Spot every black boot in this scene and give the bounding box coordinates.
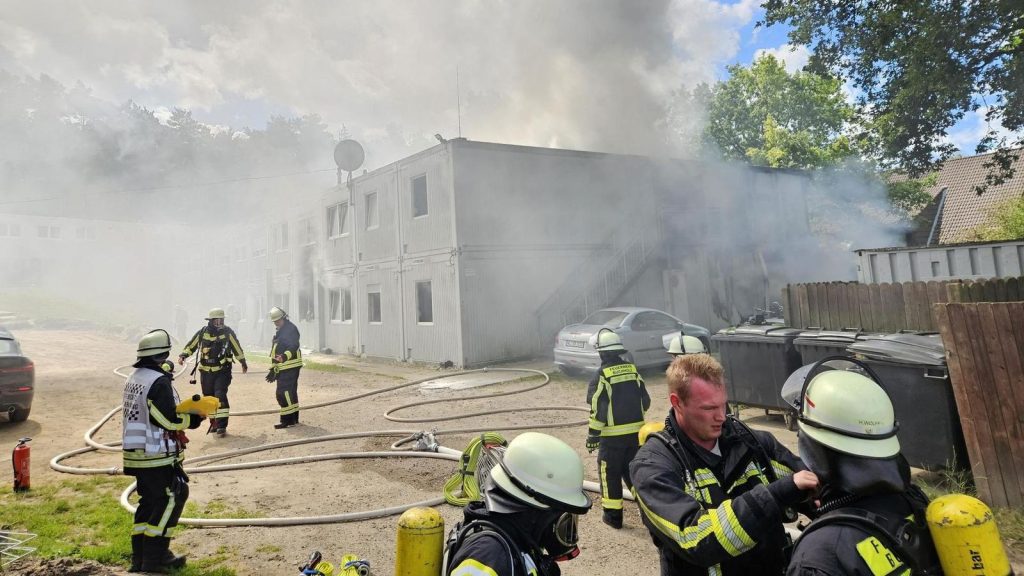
[140,536,186,573]
[129,534,144,572]
[602,509,623,529]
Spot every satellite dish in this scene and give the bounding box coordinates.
[333,139,365,172]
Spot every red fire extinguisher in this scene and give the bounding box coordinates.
[13,437,31,492]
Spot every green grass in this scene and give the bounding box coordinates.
[244,352,354,373]
[0,476,237,575]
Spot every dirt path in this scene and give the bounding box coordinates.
[3,329,687,575]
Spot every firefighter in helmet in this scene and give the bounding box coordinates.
[667,334,707,356]
[443,432,592,576]
[177,307,247,436]
[122,329,204,572]
[586,328,650,528]
[267,306,302,429]
[785,362,942,575]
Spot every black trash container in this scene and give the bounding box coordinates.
[712,326,803,414]
[794,329,878,365]
[848,333,968,471]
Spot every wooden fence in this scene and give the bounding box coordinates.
[934,302,1024,508]
[782,277,1024,332]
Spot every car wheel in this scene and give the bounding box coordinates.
[557,365,581,378]
[9,407,30,423]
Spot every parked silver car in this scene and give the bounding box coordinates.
[553,307,710,376]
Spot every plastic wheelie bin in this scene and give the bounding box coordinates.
[712,325,803,418]
[793,328,866,365]
[847,333,968,471]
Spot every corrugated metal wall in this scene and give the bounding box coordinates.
[402,253,461,364]
[321,267,357,355]
[856,240,1024,283]
[354,170,399,263]
[357,261,404,360]
[398,148,454,255]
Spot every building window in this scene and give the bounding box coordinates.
[411,175,428,218]
[327,202,350,238]
[273,292,289,312]
[298,290,315,321]
[365,191,379,230]
[416,281,433,324]
[329,288,352,322]
[299,217,315,245]
[273,222,289,251]
[37,225,60,239]
[75,227,95,240]
[367,285,382,324]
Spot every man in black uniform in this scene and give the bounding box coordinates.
[586,328,650,529]
[444,432,591,576]
[123,329,204,572]
[178,307,247,437]
[630,353,818,576]
[785,363,942,576]
[267,306,302,429]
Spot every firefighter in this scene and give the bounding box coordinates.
[443,432,592,576]
[586,328,650,529]
[177,307,247,437]
[267,306,302,429]
[629,353,818,576]
[667,334,707,356]
[785,365,943,575]
[123,329,204,573]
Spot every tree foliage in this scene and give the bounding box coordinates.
[967,196,1024,241]
[886,173,938,220]
[761,0,1023,185]
[700,54,855,170]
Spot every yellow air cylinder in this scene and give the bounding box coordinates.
[926,493,1012,576]
[394,506,444,576]
[639,421,665,445]
[175,394,220,418]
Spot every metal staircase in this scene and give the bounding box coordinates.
[536,225,662,347]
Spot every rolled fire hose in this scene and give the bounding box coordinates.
[51,363,622,527]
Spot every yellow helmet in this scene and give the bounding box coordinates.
[638,421,665,444]
[269,307,287,322]
[206,307,225,320]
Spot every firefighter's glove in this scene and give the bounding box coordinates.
[265,369,277,383]
[586,435,600,453]
[240,359,248,374]
[178,354,187,366]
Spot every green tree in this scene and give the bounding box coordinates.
[701,54,855,170]
[967,196,1024,241]
[886,173,937,220]
[761,1,1023,186]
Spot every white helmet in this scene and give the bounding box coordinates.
[799,369,900,459]
[668,334,706,355]
[269,307,287,322]
[489,432,591,514]
[206,307,225,320]
[592,328,624,352]
[137,329,172,358]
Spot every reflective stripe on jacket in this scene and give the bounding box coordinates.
[629,412,804,576]
[271,319,303,372]
[180,326,245,370]
[587,360,650,437]
[122,367,190,469]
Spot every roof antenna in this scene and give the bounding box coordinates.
[456,65,462,138]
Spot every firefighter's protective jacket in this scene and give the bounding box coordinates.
[587,358,650,438]
[445,501,543,576]
[122,361,199,472]
[786,490,940,576]
[271,318,302,373]
[629,410,806,576]
[180,325,245,372]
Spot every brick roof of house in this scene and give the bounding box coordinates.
[905,151,1024,246]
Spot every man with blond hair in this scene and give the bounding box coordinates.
[630,353,818,576]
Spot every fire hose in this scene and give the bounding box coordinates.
[50,364,627,527]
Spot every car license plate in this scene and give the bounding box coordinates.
[564,339,585,349]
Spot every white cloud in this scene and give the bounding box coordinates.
[945,106,1018,156]
[0,0,762,167]
[754,43,810,73]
